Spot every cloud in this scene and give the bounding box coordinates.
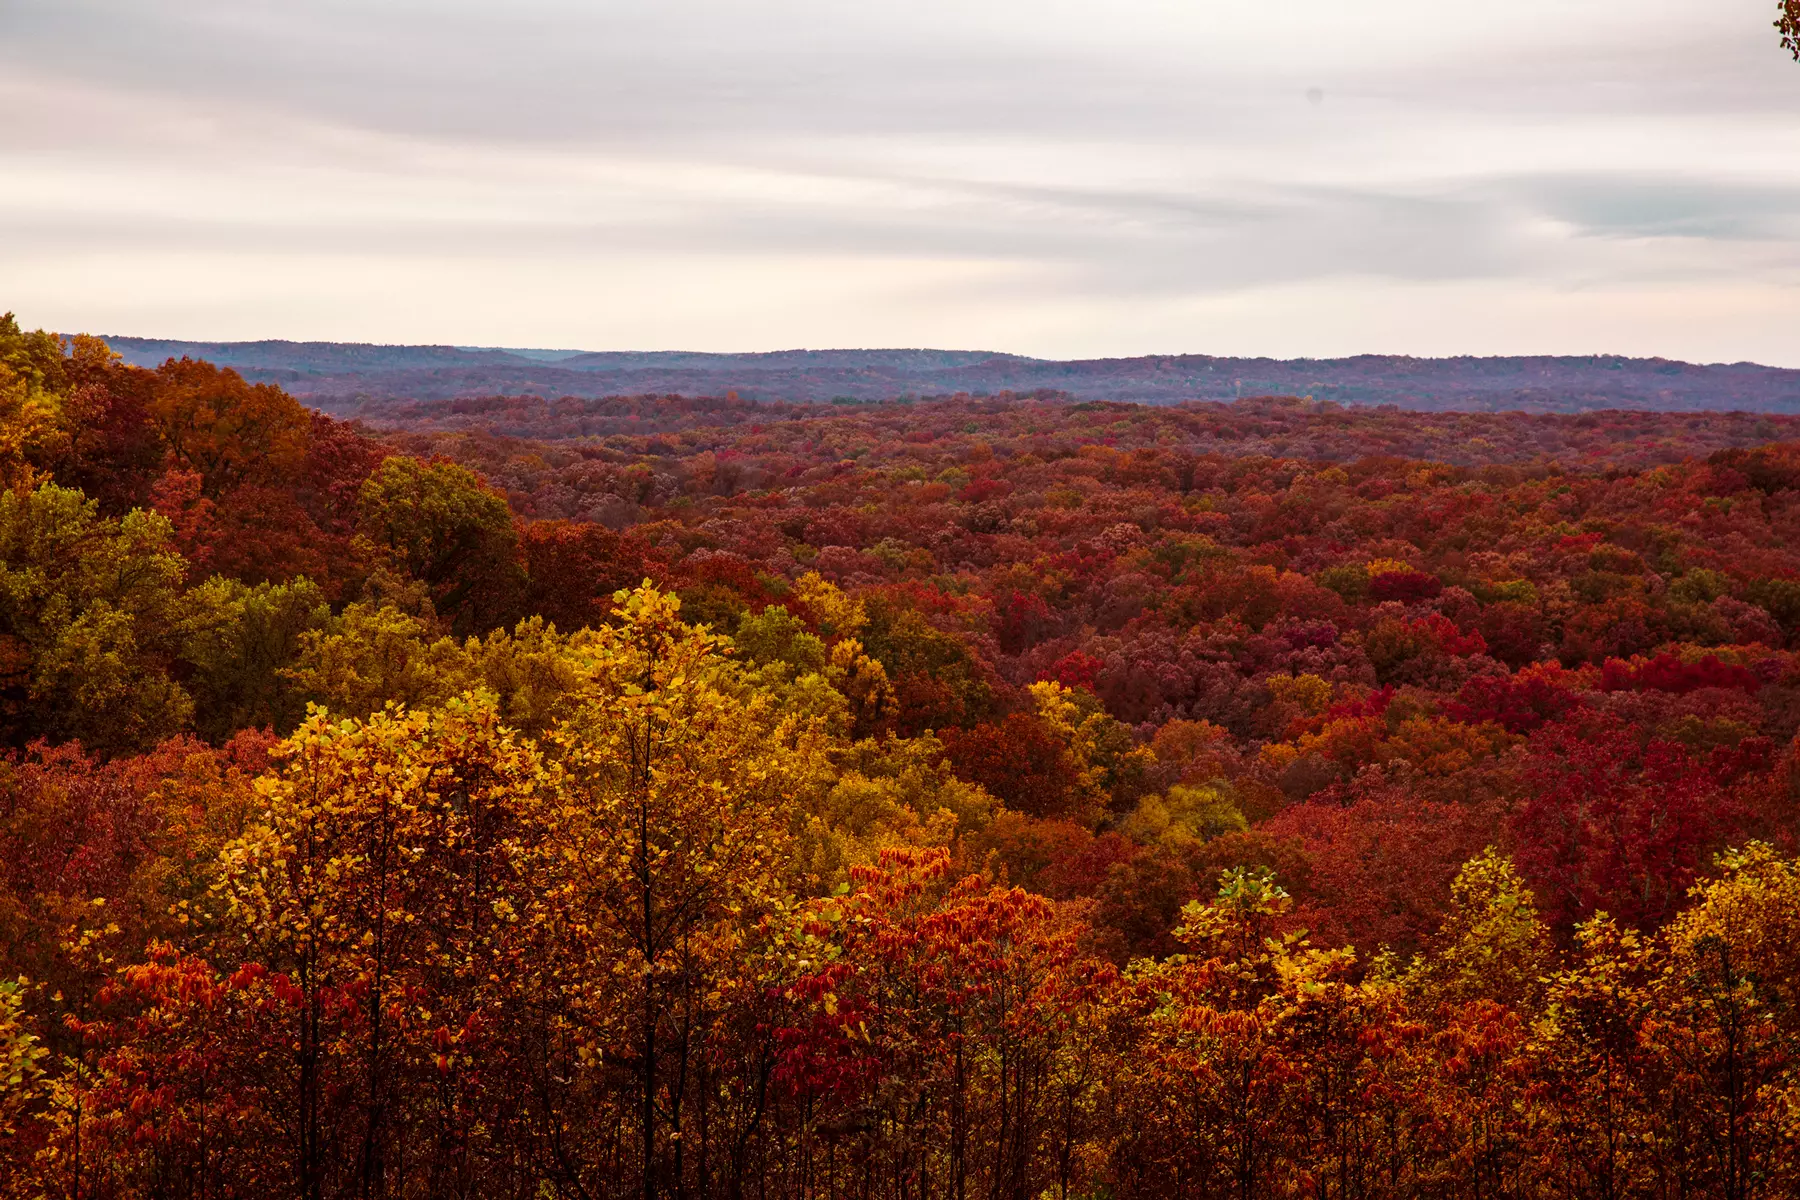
[3,0,1799,362]
[1507,174,1800,241]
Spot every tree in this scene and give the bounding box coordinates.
[1407,848,1551,1014]
[1511,720,1744,931]
[533,584,829,1199]
[47,335,163,512]
[1115,865,1427,1198]
[860,600,994,735]
[201,697,553,1196]
[941,713,1082,818]
[357,457,523,636]
[1648,843,1800,1199]
[0,978,48,1195]
[778,847,1111,1200]
[1531,916,1664,1200]
[0,313,69,492]
[1781,0,1799,61]
[182,576,331,740]
[148,359,311,497]
[521,519,666,632]
[285,601,475,718]
[0,485,195,753]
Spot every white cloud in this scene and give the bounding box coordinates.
[3,0,1798,363]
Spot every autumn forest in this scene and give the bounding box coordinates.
[3,313,1800,1198]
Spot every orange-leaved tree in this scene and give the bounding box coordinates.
[772,846,1114,1200]
[148,358,310,498]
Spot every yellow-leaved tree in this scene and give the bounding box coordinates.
[531,583,833,1199]
[1650,843,1800,1199]
[0,314,69,493]
[213,697,555,1195]
[0,978,47,1195]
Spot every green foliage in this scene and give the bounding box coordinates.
[0,485,193,752]
[1668,567,1731,606]
[1315,562,1369,603]
[357,456,523,635]
[1482,577,1539,606]
[0,314,68,491]
[182,576,330,739]
[797,732,995,884]
[285,600,471,716]
[1745,575,1800,629]
[287,603,594,735]
[861,600,993,732]
[0,314,67,399]
[674,580,750,632]
[0,977,46,1113]
[734,603,828,675]
[1172,863,1294,955]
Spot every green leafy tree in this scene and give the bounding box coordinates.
[285,601,475,717]
[1407,848,1552,1013]
[182,576,331,740]
[356,457,523,635]
[0,485,194,753]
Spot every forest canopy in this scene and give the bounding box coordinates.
[4,312,1800,1198]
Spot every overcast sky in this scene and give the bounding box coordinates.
[4,0,1799,363]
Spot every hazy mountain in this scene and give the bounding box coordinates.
[98,337,1800,413]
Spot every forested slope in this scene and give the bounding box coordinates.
[5,313,1800,1198]
[101,334,1800,411]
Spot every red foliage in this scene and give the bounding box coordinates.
[1369,568,1443,603]
[522,519,669,632]
[1446,668,1584,733]
[1043,650,1103,689]
[941,712,1083,818]
[976,812,1136,900]
[1599,652,1762,695]
[1511,719,1748,929]
[1262,789,1503,954]
[0,741,165,908]
[1475,602,1545,667]
[995,590,1055,654]
[208,484,342,586]
[148,469,217,577]
[295,412,388,535]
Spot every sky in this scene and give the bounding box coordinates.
[3,0,1800,364]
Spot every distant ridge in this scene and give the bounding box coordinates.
[97,336,1800,414]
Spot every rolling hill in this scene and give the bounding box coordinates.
[98,336,1800,413]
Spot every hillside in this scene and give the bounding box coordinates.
[100,335,1800,412]
[8,314,1800,1195]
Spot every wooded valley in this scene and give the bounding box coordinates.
[3,314,1800,1197]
